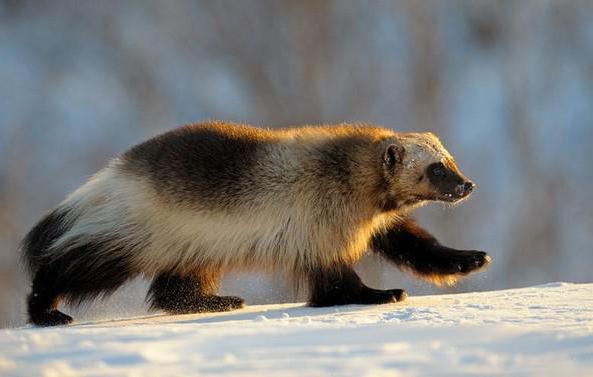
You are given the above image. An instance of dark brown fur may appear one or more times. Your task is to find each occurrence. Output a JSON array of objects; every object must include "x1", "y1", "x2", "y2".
[{"x1": 121, "y1": 124, "x2": 269, "y2": 209}]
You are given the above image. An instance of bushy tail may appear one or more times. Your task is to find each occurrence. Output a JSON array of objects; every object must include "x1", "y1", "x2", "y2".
[{"x1": 20, "y1": 207, "x2": 75, "y2": 275}]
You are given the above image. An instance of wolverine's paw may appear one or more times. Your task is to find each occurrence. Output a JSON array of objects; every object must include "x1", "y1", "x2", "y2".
[
  {"x1": 173, "y1": 295, "x2": 245, "y2": 314},
  {"x1": 434, "y1": 249, "x2": 490, "y2": 275},
  {"x1": 357, "y1": 287, "x2": 408, "y2": 305},
  {"x1": 309, "y1": 287, "x2": 407, "y2": 307},
  {"x1": 451, "y1": 250, "x2": 490, "y2": 274},
  {"x1": 418, "y1": 249, "x2": 490, "y2": 286},
  {"x1": 389, "y1": 288, "x2": 408, "y2": 302},
  {"x1": 210, "y1": 295, "x2": 245, "y2": 311},
  {"x1": 31, "y1": 310, "x2": 73, "y2": 327}
]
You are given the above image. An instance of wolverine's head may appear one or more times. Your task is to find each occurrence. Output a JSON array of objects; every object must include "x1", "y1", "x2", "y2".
[{"x1": 379, "y1": 132, "x2": 474, "y2": 211}]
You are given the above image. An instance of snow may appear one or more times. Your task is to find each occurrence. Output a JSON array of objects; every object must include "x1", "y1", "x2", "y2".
[{"x1": 2, "y1": 283, "x2": 593, "y2": 376}]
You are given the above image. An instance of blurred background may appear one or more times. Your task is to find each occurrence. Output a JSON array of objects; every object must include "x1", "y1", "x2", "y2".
[{"x1": 1, "y1": 0, "x2": 592, "y2": 328}]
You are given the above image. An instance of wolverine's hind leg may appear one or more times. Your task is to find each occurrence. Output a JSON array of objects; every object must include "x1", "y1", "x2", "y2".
[
  {"x1": 27, "y1": 243, "x2": 137, "y2": 327},
  {"x1": 27, "y1": 266, "x2": 72, "y2": 326},
  {"x1": 308, "y1": 265, "x2": 407, "y2": 307},
  {"x1": 148, "y1": 270, "x2": 244, "y2": 314}
]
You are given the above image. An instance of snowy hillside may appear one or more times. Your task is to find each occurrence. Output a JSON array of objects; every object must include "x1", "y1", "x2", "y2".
[{"x1": 2, "y1": 283, "x2": 592, "y2": 376}]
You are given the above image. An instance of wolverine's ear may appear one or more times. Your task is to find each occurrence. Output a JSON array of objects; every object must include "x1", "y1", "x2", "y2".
[{"x1": 384, "y1": 144, "x2": 405, "y2": 168}]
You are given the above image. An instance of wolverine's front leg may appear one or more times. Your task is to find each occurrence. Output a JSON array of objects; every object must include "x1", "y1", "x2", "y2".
[
  {"x1": 308, "y1": 265, "x2": 407, "y2": 307},
  {"x1": 372, "y1": 218, "x2": 490, "y2": 285}
]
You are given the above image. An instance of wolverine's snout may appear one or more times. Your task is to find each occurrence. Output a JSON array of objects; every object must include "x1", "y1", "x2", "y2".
[
  {"x1": 426, "y1": 162, "x2": 474, "y2": 202},
  {"x1": 454, "y1": 181, "x2": 474, "y2": 198}
]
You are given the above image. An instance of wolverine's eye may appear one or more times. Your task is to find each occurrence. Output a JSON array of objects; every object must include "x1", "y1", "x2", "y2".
[{"x1": 431, "y1": 164, "x2": 445, "y2": 177}]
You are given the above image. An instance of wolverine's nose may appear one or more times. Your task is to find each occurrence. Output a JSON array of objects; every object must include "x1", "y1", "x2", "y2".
[
  {"x1": 464, "y1": 181, "x2": 475, "y2": 194},
  {"x1": 454, "y1": 181, "x2": 475, "y2": 197}
]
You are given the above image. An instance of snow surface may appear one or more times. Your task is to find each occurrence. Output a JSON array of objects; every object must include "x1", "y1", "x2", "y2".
[{"x1": 1, "y1": 283, "x2": 592, "y2": 376}]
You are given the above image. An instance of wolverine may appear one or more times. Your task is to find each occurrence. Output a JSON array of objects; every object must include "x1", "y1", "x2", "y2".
[{"x1": 22, "y1": 121, "x2": 490, "y2": 326}]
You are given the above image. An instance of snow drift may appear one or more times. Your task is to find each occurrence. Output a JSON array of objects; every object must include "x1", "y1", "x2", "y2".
[{"x1": 1, "y1": 283, "x2": 592, "y2": 376}]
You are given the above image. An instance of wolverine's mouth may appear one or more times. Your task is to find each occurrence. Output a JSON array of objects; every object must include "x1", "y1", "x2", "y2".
[
  {"x1": 400, "y1": 181, "x2": 474, "y2": 207},
  {"x1": 439, "y1": 194, "x2": 465, "y2": 203},
  {"x1": 438, "y1": 181, "x2": 475, "y2": 203}
]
